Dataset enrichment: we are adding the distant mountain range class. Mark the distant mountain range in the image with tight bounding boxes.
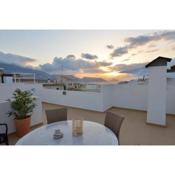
[0,62,52,80]
[51,74,106,82]
[120,67,148,77]
[0,62,106,82]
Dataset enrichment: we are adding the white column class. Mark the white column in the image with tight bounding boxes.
[147,66,167,126]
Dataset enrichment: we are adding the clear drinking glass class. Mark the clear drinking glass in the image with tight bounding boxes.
[72,119,83,136]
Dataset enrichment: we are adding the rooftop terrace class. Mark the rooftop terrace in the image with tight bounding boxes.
[1,56,175,145]
[8,102,175,145]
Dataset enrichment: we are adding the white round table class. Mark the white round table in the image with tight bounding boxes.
[16,120,118,145]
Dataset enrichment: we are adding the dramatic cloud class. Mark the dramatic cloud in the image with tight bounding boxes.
[125,35,158,48]
[111,31,175,58]
[81,67,107,74]
[110,46,128,57]
[110,62,148,76]
[66,54,76,59]
[39,55,110,74]
[81,53,98,60]
[96,61,112,67]
[0,51,36,65]
[115,63,146,72]
[125,31,175,48]
[160,31,175,40]
[106,45,114,49]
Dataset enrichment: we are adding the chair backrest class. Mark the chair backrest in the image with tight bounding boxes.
[105,112,124,139]
[45,108,67,124]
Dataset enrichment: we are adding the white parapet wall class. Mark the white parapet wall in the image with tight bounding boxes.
[1,77,175,134]
[111,82,148,111]
[1,81,175,115]
[101,84,114,111]
[105,79,175,116]
[40,88,104,112]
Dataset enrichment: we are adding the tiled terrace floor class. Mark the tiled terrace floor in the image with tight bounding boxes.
[8,102,175,145]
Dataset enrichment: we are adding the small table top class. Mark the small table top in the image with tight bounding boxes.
[16,120,118,145]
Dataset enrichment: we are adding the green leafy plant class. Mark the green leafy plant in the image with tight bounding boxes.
[8,89,36,120]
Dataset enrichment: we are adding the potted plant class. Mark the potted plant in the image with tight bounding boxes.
[8,89,36,137]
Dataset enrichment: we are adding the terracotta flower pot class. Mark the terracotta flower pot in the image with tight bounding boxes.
[15,116,31,137]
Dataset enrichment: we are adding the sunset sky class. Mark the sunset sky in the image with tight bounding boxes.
[0,30,175,81]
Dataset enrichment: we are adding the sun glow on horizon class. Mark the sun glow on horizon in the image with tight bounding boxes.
[75,71,135,81]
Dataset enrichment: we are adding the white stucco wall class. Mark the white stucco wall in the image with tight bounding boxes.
[40,88,104,112]
[103,78,175,116]
[112,82,148,111]
[1,75,175,133]
[147,66,167,125]
[0,83,42,100]
[101,85,114,111]
[1,80,175,115]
